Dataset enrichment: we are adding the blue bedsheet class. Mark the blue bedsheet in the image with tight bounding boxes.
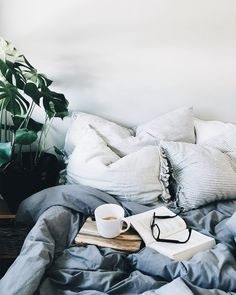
[0,184,236,295]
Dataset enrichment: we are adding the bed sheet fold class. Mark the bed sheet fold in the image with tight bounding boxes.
[0,184,236,295]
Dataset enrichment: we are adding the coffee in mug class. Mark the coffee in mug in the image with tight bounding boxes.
[102,216,117,221]
[95,204,130,238]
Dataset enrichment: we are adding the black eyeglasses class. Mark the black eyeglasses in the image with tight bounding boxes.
[150,211,192,244]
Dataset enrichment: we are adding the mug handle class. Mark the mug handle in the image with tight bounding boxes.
[120,218,131,234]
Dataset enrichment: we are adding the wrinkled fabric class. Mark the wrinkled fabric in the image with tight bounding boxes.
[0,185,236,295]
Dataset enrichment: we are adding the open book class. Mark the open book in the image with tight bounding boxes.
[126,206,215,261]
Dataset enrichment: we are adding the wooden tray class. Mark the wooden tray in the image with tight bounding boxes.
[75,217,142,252]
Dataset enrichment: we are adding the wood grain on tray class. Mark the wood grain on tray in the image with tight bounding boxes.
[75,218,142,252]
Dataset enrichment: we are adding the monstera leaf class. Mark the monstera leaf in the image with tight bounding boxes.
[15,128,38,145]
[0,59,26,90]
[0,142,12,167]
[23,82,42,105]
[42,87,69,119]
[0,81,29,115]
[23,68,52,88]
[23,82,68,118]
[12,115,43,132]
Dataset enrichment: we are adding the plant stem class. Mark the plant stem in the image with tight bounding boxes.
[41,114,55,156]
[12,133,15,161]
[34,115,48,165]
[18,101,35,129]
[4,109,8,142]
[25,102,35,127]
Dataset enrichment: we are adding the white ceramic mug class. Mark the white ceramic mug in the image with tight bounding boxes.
[95,204,130,238]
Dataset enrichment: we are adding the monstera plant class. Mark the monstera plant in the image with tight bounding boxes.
[0,38,69,212]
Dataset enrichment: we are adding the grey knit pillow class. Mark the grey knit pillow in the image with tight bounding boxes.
[160,141,236,211]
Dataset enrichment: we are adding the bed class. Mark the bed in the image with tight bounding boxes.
[1,108,236,294]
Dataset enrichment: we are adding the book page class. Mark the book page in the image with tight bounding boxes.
[126,206,186,245]
[148,229,216,261]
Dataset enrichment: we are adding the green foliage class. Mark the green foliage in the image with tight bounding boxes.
[0,81,29,115]
[0,38,69,169]
[0,142,12,166]
[15,128,38,145]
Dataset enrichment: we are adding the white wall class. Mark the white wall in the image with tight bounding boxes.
[1,0,236,127]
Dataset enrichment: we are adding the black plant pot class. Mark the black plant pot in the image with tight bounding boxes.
[0,152,59,213]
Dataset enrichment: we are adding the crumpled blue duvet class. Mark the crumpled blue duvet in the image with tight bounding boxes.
[0,184,236,295]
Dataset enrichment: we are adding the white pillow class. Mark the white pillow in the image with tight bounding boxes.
[194,117,235,144]
[199,126,236,170]
[64,112,133,155]
[201,126,236,152]
[136,107,195,144]
[65,107,195,156]
[66,126,168,205]
[160,141,236,211]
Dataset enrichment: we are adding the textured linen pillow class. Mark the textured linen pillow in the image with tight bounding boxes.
[201,126,236,152]
[194,117,235,144]
[64,112,133,155]
[200,126,236,171]
[160,141,236,211]
[65,107,195,156]
[66,126,170,205]
[136,107,195,144]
